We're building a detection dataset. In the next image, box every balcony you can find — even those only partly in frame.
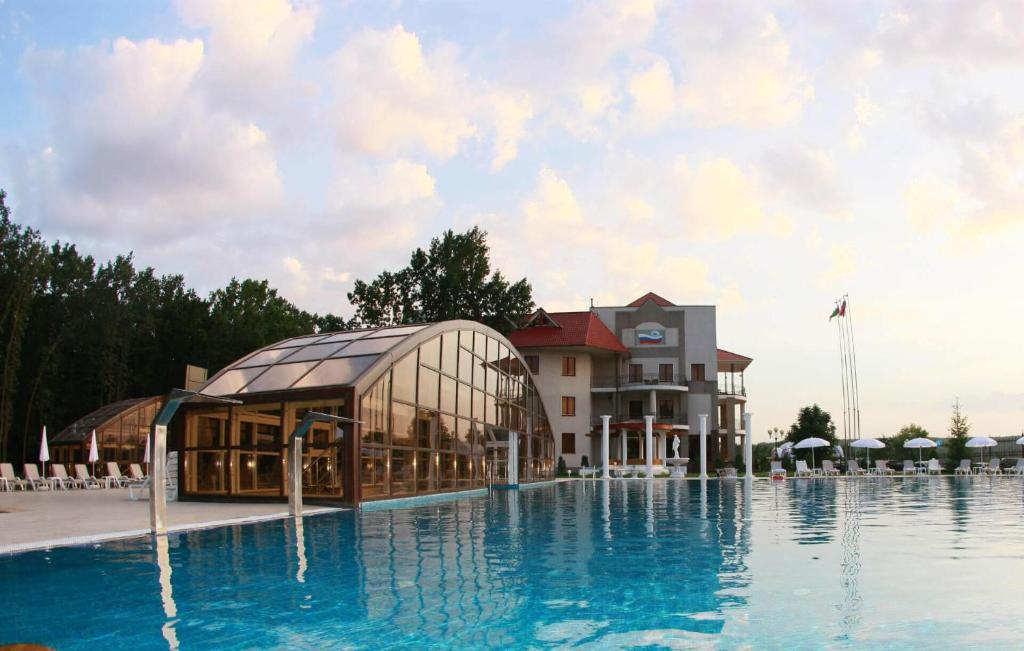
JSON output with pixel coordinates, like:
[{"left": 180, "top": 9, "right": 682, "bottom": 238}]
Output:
[
  {"left": 590, "top": 414, "right": 689, "bottom": 429},
  {"left": 718, "top": 386, "right": 747, "bottom": 397},
  {"left": 591, "top": 374, "right": 688, "bottom": 390}
]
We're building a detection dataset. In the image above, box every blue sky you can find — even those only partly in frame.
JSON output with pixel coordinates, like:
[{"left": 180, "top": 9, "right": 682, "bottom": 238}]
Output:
[{"left": 2, "top": 0, "right": 1023, "bottom": 441}]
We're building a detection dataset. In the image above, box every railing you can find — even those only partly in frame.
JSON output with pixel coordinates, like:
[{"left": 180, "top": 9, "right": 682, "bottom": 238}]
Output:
[
  {"left": 590, "top": 414, "right": 688, "bottom": 428},
  {"left": 591, "top": 374, "right": 687, "bottom": 388},
  {"left": 718, "top": 385, "right": 747, "bottom": 397}
]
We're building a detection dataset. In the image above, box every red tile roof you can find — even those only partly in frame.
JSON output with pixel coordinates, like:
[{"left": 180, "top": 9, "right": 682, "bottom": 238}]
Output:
[
  {"left": 718, "top": 348, "right": 752, "bottom": 369},
  {"left": 509, "top": 311, "right": 628, "bottom": 353},
  {"left": 627, "top": 292, "right": 675, "bottom": 307}
]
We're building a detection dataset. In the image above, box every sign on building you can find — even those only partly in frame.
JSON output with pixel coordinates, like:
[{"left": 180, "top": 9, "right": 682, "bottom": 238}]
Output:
[{"left": 637, "top": 328, "right": 665, "bottom": 344}]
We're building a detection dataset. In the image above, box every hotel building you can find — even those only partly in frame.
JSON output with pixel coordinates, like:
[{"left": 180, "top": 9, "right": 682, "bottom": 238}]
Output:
[{"left": 508, "top": 293, "right": 751, "bottom": 472}]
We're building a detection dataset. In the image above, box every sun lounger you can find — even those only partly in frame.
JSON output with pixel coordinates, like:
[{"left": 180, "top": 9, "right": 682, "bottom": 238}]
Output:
[
  {"left": 105, "top": 462, "right": 131, "bottom": 488},
  {"left": 846, "top": 459, "right": 866, "bottom": 476},
  {"left": 901, "top": 460, "right": 919, "bottom": 476},
  {"left": 874, "top": 460, "right": 894, "bottom": 476},
  {"left": 984, "top": 458, "right": 1003, "bottom": 475},
  {"left": 770, "top": 461, "right": 787, "bottom": 479},
  {"left": 128, "top": 474, "right": 178, "bottom": 501},
  {"left": 954, "top": 459, "right": 972, "bottom": 476},
  {"left": 128, "top": 464, "right": 147, "bottom": 481},
  {"left": 1010, "top": 459, "right": 1024, "bottom": 477},
  {"left": 821, "top": 460, "right": 840, "bottom": 477},
  {"left": 927, "top": 459, "right": 942, "bottom": 475},
  {"left": 0, "top": 462, "right": 29, "bottom": 491},
  {"left": 23, "top": 464, "right": 53, "bottom": 490},
  {"left": 74, "top": 464, "right": 101, "bottom": 489},
  {"left": 52, "top": 463, "right": 83, "bottom": 489},
  {"left": 795, "top": 460, "right": 813, "bottom": 477}
]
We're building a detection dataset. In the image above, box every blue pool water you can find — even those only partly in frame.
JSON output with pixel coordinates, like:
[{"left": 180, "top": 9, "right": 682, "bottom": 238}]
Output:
[{"left": 2, "top": 477, "right": 1023, "bottom": 649}]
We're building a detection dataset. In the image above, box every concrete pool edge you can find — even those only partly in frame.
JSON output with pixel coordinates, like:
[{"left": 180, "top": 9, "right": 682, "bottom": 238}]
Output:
[{"left": 0, "top": 506, "right": 344, "bottom": 556}]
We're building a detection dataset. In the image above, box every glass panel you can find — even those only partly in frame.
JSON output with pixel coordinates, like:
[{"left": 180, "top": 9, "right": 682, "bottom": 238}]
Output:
[
  {"left": 456, "top": 418, "right": 474, "bottom": 454},
  {"left": 239, "top": 421, "right": 256, "bottom": 447},
  {"left": 485, "top": 365, "right": 497, "bottom": 395},
  {"left": 390, "top": 449, "right": 414, "bottom": 496},
  {"left": 486, "top": 337, "right": 499, "bottom": 364},
  {"left": 203, "top": 367, "right": 264, "bottom": 396},
  {"left": 440, "top": 452, "right": 456, "bottom": 489},
  {"left": 418, "top": 366, "right": 439, "bottom": 410},
  {"left": 256, "top": 453, "right": 281, "bottom": 490},
  {"left": 441, "top": 332, "right": 458, "bottom": 375},
  {"left": 292, "top": 356, "right": 377, "bottom": 389},
  {"left": 256, "top": 423, "right": 280, "bottom": 451},
  {"left": 360, "top": 376, "right": 389, "bottom": 446},
  {"left": 458, "top": 344, "right": 473, "bottom": 382},
  {"left": 457, "top": 452, "right": 471, "bottom": 485},
  {"left": 191, "top": 451, "right": 226, "bottom": 493},
  {"left": 473, "top": 389, "right": 484, "bottom": 422},
  {"left": 237, "top": 348, "right": 297, "bottom": 367},
  {"left": 365, "top": 324, "right": 427, "bottom": 338},
  {"left": 361, "top": 448, "right": 388, "bottom": 498},
  {"left": 271, "top": 334, "right": 329, "bottom": 349},
  {"left": 195, "top": 416, "right": 225, "bottom": 447},
  {"left": 241, "top": 361, "right": 318, "bottom": 393},
  {"left": 419, "top": 336, "right": 441, "bottom": 369},
  {"left": 474, "top": 331, "right": 486, "bottom": 354},
  {"left": 417, "top": 409, "right": 436, "bottom": 449},
  {"left": 279, "top": 342, "right": 345, "bottom": 363},
  {"left": 473, "top": 356, "right": 485, "bottom": 390},
  {"left": 486, "top": 394, "right": 497, "bottom": 425},
  {"left": 391, "top": 401, "right": 416, "bottom": 447},
  {"left": 391, "top": 354, "right": 417, "bottom": 403},
  {"left": 438, "top": 413, "right": 455, "bottom": 451},
  {"left": 333, "top": 336, "right": 405, "bottom": 357},
  {"left": 416, "top": 450, "right": 435, "bottom": 493},
  {"left": 440, "top": 375, "right": 456, "bottom": 414},
  {"left": 319, "top": 330, "right": 373, "bottom": 344},
  {"left": 457, "top": 382, "right": 471, "bottom": 418},
  {"left": 239, "top": 453, "right": 256, "bottom": 490}
]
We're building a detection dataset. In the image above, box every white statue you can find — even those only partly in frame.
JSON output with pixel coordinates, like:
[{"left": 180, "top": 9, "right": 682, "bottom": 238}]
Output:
[{"left": 672, "top": 434, "right": 681, "bottom": 459}]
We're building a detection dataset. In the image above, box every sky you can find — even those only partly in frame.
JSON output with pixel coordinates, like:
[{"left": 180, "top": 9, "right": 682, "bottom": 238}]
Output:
[{"left": 1, "top": 0, "right": 1023, "bottom": 442}]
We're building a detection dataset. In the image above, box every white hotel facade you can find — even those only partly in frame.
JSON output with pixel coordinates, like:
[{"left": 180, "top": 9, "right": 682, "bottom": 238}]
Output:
[{"left": 509, "top": 293, "right": 751, "bottom": 472}]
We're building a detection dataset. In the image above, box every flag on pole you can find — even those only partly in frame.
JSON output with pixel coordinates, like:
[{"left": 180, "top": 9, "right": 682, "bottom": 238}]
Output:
[
  {"left": 829, "top": 303, "right": 840, "bottom": 320},
  {"left": 839, "top": 298, "right": 847, "bottom": 317}
]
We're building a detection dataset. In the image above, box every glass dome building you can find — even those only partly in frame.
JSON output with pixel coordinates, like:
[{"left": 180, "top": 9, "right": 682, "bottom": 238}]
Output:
[{"left": 173, "top": 320, "right": 554, "bottom": 505}]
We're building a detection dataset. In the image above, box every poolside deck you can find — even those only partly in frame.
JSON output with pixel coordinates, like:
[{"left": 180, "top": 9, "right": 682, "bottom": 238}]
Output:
[{"left": 0, "top": 489, "right": 341, "bottom": 554}]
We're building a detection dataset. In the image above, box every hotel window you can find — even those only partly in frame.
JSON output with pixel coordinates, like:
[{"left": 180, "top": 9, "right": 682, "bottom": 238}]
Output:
[
  {"left": 628, "top": 400, "right": 643, "bottom": 419},
  {"left": 628, "top": 364, "right": 643, "bottom": 382},
  {"left": 691, "top": 363, "right": 705, "bottom": 382},
  {"left": 562, "top": 356, "right": 576, "bottom": 376},
  {"left": 525, "top": 355, "right": 540, "bottom": 374},
  {"left": 561, "top": 396, "right": 576, "bottom": 417},
  {"left": 561, "top": 432, "right": 576, "bottom": 454},
  {"left": 659, "top": 363, "right": 673, "bottom": 383},
  {"left": 658, "top": 399, "right": 675, "bottom": 420}
]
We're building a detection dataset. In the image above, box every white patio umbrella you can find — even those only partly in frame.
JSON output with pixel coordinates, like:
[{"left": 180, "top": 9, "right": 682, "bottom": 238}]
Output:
[
  {"left": 966, "top": 436, "right": 998, "bottom": 464},
  {"left": 776, "top": 441, "right": 794, "bottom": 458},
  {"left": 794, "top": 437, "right": 830, "bottom": 468},
  {"left": 39, "top": 426, "right": 50, "bottom": 479},
  {"left": 143, "top": 431, "right": 151, "bottom": 468},
  {"left": 851, "top": 438, "right": 885, "bottom": 465},
  {"left": 903, "top": 437, "right": 937, "bottom": 463},
  {"left": 88, "top": 429, "right": 100, "bottom": 475}
]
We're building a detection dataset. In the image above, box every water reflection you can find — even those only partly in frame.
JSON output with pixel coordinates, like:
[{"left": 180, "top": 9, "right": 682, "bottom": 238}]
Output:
[
  {"left": 790, "top": 478, "right": 838, "bottom": 544},
  {"left": 155, "top": 535, "right": 179, "bottom": 650}
]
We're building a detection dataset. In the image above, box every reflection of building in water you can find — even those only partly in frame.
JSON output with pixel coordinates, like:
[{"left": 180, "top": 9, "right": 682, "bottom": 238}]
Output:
[
  {"left": 839, "top": 481, "right": 864, "bottom": 639},
  {"left": 169, "top": 321, "right": 555, "bottom": 506},
  {"left": 789, "top": 479, "right": 839, "bottom": 545}
]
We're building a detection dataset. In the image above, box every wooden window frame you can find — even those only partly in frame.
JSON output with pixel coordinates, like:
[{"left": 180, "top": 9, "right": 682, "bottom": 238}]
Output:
[
  {"left": 561, "top": 396, "right": 576, "bottom": 417},
  {"left": 561, "top": 356, "right": 576, "bottom": 377},
  {"left": 561, "top": 432, "right": 576, "bottom": 454}
]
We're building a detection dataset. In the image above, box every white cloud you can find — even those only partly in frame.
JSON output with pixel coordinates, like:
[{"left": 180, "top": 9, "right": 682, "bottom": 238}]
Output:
[
  {"left": 329, "top": 25, "right": 532, "bottom": 170},
  {"left": 672, "top": 157, "right": 793, "bottom": 241},
  {"left": 847, "top": 93, "right": 879, "bottom": 152},
  {"left": 524, "top": 166, "right": 583, "bottom": 227},
  {"left": 21, "top": 37, "right": 283, "bottom": 237},
  {"left": 330, "top": 159, "right": 436, "bottom": 209},
  {"left": 673, "top": 8, "right": 814, "bottom": 128},
  {"left": 626, "top": 57, "right": 676, "bottom": 131},
  {"left": 762, "top": 145, "right": 846, "bottom": 218},
  {"left": 821, "top": 244, "right": 857, "bottom": 282},
  {"left": 905, "top": 178, "right": 961, "bottom": 234}
]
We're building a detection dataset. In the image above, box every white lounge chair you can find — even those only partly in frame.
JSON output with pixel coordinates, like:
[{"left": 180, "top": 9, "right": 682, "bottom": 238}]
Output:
[
  {"left": 795, "top": 460, "right": 813, "bottom": 477},
  {"left": 984, "top": 458, "right": 1003, "bottom": 475},
  {"left": 821, "top": 460, "right": 840, "bottom": 477},
  {"left": 770, "top": 461, "right": 787, "bottom": 479},
  {"left": 901, "top": 460, "right": 919, "bottom": 476},
  {"left": 874, "top": 460, "right": 894, "bottom": 476},
  {"left": 846, "top": 459, "right": 866, "bottom": 476},
  {"left": 129, "top": 464, "right": 147, "bottom": 481},
  {"left": 927, "top": 459, "right": 942, "bottom": 475},
  {"left": 954, "top": 459, "right": 972, "bottom": 476},
  {"left": 23, "top": 464, "right": 53, "bottom": 490},
  {"left": 0, "top": 462, "right": 28, "bottom": 491},
  {"left": 105, "top": 462, "right": 131, "bottom": 488},
  {"left": 52, "top": 463, "right": 82, "bottom": 489},
  {"left": 1010, "top": 459, "right": 1024, "bottom": 477},
  {"left": 74, "top": 464, "right": 101, "bottom": 489}
]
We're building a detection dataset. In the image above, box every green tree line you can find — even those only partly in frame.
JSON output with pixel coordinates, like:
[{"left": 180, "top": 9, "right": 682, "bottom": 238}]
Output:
[{"left": 0, "top": 190, "right": 532, "bottom": 462}]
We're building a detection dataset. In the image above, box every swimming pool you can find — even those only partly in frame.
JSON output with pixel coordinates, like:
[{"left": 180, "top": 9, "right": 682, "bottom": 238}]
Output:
[{"left": 2, "top": 478, "right": 1023, "bottom": 649}]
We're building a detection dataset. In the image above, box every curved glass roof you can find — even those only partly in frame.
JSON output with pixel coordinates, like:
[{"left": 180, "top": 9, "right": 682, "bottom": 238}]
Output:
[{"left": 201, "top": 324, "right": 429, "bottom": 397}]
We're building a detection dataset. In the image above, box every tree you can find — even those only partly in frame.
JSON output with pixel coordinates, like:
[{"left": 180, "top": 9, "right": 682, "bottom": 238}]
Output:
[
  {"left": 785, "top": 404, "right": 838, "bottom": 462},
  {"left": 947, "top": 398, "right": 970, "bottom": 464},
  {"left": 348, "top": 227, "right": 534, "bottom": 334}
]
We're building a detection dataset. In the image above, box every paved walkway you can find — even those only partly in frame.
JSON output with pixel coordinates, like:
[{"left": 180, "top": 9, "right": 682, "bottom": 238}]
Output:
[{"left": 0, "top": 488, "right": 340, "bottom": 554}]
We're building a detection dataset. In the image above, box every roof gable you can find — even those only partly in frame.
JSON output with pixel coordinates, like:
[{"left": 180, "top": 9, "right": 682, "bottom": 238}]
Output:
[
  {"left": 508, "top": 310, "right": 628, "bottom": 353},
  {"left": 627, "top": 292, "right": 674, "bottom": 307}
]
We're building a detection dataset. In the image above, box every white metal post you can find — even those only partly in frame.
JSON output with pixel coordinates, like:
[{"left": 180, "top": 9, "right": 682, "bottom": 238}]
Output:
[
  {"left": 601, "top": 415, "right": 611, "bottom": 479},
  {"left": 699, "top": 414, "right": 708, "bottom": 479},
  {"left": 644, "top": 415, "right": 654, "bottom": 476},
  {"left": 150, "top": 424, "right": 168, "bottom": 534},
  {"left": 744, "top": 412, "right": 754, "bottom": 479}
]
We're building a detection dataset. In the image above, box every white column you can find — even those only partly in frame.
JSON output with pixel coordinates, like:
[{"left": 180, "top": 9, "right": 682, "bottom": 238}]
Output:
[
  {"left": 649, "top": 389, "right": 657, "bottom": 415},
  {"left": 621, "top": 428, "right": 628, "bottom": 468},
  {"left": 699, "top": 414, "right": 708, "bottom": 479},
  {"left": 744, "top": 412, "right": 754, "bottom": 479},
  {"left": 601, "top": 415, "right": 611, "bottom": 479},
  {"left": 508, "top": 433, "right": 519, "bottom": 486},
  {"left": 644, "top": 415, "right": 654, "bottom": 476}
]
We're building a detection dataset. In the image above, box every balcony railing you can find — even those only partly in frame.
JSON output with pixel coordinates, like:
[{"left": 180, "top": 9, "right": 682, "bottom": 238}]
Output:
[
  {"left": 718, "top": 385, "right": 747, "bottom": 397},
  {"left": 590, "top": 414, "right": 689, "bottom": 428},
  {"left": 591, "top": 374, "right": 687, "bottom": 388}
]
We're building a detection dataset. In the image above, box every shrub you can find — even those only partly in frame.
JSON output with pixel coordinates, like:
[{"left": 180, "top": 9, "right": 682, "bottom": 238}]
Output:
[
  {"left": 581, "top": 455, "right": 590, "bottom": 467},
  {"left": 556, "top": 456, "right": 568, "bottom": 476}
]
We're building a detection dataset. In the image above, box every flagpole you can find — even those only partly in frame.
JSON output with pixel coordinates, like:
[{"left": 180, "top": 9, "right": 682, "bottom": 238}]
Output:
[
  {"left": 839, "top": 299, "right": 855, "bottom": 445},
  {"left": 835, "top": 301, "right": 850, "bottom": 448},
  {"left": 844, "top": 294, "right": 862, "bottom": 444}
]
